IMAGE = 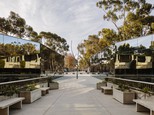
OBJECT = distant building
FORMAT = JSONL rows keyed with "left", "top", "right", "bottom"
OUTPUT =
{"left": 90, "top": 50, "right": 112, "bottom": 73}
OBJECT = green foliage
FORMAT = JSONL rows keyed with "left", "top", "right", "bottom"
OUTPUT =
{"left": 118, "top": 43, "right": 150, "bottom": 56}
{"left": 77, "top": 35, "right": 100, "bottom": 68}
{"left": 78, "top": 33, "right": 114, "bottom": 69}
{"left": 8, "top": 11, "right": 26, "bottom": 38}
{"left": 118, "top": 43, "right": 132, "bottom": 54}
{"left": 118, "top": 84, "right": 130, "bottom": 92}
{"left": 24, "top": 83, "right": 37, "bottom": 91}
{"left": 47, "top": 77, "right": 53, "bottom": 83}
{"left": 104, "top": 78, "right": 108, "bottom": 82}
{"left": 97, "top": 0, "right": 140, "bottom": 32}
{"left": 20, "top": 61, "right": 25, "bottom": 68}
{"left": 0, "top": 59, "right": 5, "bottom": 68}
{"left": 142, "top": 87, "right": 150, "bottom": 94}
{"left": 39, "top": 31, "right": 69, "bottom": 54}
{"left": 0, "top": 17, "right": 11, "bottom": 34}
{"left": 21, "top": 43, "right": 37, "bottom": 54}
{"left": 97, "top": 0, "right": 154, "bottom": 41}
{"left": 1, "top": 85, "right": 19, "bottom": 97}
{"left": 0, "top": 11, "right": 69, "bottom": 54}
{"left": 99, "top": 28, "right": 118, "bottom": 44}
{"left": 0, "top": 43, "right": 38, "bottom": 57}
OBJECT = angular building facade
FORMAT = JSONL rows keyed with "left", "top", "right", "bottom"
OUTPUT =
{"left": 0, "top": 34, "right": 64, "bottom": 82}
{"left": 115, "top": 34, "right": 154, "bottom": 82}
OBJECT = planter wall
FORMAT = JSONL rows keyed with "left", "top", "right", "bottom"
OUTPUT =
{"left": 113, "top": 88, "right": 135, "bottom": 104}
{"left": 40, "top": 82, "right": 48, "bottom": 87}
{"left": 49, "top": 82, "right": 59, "bottom": 90}
{"left": 0, "top": 96, "right": 9, "bottom": 101}
{"left": 19, "top": 89, "right": 41, "bottom": 104}
{"left": 107, "top": 82, "right": 113, "bottom": 88}
{"left": 0, "top": 94, "right": 18, "bottom": 102}
{"left": 96, "top": 82, "right": 107, "bottom": 90}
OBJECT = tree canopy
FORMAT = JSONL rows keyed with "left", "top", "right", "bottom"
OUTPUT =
{"left": 64, "top": 53, "right": 77, "bottom": 70}
{"left": 0, "top": 11, "right": 69, "bottom": 55}
{"left": 96, "top": 0, "right": 154, "bottom": 40}
{"left": 78, "top": 0, "right": 154, "bottom": 70}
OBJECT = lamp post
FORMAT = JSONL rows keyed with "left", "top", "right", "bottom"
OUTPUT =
{"left": 76, "top": 49, "right": 79, "bottom": 79}
{"left": 71, "top": 40, "right": 83, "bottom": 79}
{"left": 76, "top": 61, "right": 78, "bottom": 79}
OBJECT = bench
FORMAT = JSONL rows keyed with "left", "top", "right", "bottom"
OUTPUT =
{"left": 0, "top": 97, "right": 25, "bottom": 115}
{"left": 100, "top": 86, "right": 113, "bottom": 94}
{"left": 40, "top": 87, "right": 50, "bottom": 96}
{"left": 133, "top": 97, "right": 154, "bottom": 115}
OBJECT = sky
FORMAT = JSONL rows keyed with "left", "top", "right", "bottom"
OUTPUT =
{"left": 0, "top": 0, "right": 110, "bottom": 56}
{"left": 0, "top": 0, "right": 154, "bottom": 56}
{"left": 115, "top": 34, "right": 154, "bottom": 48}
{"left": 0, "top": 34, "right": 40, "bottom": 50}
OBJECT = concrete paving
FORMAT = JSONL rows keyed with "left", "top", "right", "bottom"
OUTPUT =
{"left": 11, "top": 74, "right": 149, "bottom": 115}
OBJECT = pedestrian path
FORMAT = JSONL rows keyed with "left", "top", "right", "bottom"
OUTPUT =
{"left": 11, "top": 75, "right": 148, "bottom": 115}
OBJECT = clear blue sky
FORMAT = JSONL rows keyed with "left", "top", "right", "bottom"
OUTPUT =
{"left": 0, "top": 0, "right": 154, "bottom": 55}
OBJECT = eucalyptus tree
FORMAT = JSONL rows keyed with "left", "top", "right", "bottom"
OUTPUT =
{"left": 98, "top": 28, "right": 118, "bottom": 45}
{"left": 0, "top": 17, "right": 11, "bottom": 35}
{"left": 121, "top": 2, "right": 154, "bottom": 39}
{"left": 78, "top": 28, "right": 119, "bottom": 69}
{"left": 29, "top": 31, "right": 39, "bottom": 42}
{"left": 0, "top": 11, "right": 69, "bottom": 73}
{"left": 97, "top": 0, "right": 154, "bottom": 40}
{"left": 38, "top": 31, "right": 69, "bottom": 55}
{"left": 0, "top": 11, "right": 39, "bottom": 40}
{"left": 96, "top": 0, "right": 139, "bottom": 32}
{"left": 21, "top": 43, "right": 37, "bottom": 55}
{"left": 77, "top": 35, "right": 106, "bottom": 68}
{"left": 7, "top": 11, "right": 26, "bottom": 38}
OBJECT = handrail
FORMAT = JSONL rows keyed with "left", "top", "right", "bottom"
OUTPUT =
{"left": 107, "top": 77, "right": 154, "bottom": 92}
{"left": 0, "top": 76, "right": 48, "bottom": 86}
{"left": 108, "top": 77, "right": 154, "bottom": 85}
{"left": 0, "top": 73, "right": 64, "bottom": 86}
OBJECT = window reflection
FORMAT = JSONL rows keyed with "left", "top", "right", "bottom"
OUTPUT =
{"left": 115, "top": 34, "right": 154, "bottom": 82}
{"left": 0, "top": 34, "right": 40, "bottom": 70}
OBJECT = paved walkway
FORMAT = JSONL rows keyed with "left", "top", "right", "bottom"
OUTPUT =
{"left": 11, "top": 74, "right": 149, "bottom": 115}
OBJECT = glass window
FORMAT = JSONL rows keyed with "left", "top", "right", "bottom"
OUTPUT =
{"left": 119, "top": 55, "right": 132, "bottom": 62}
{"left": 138, "top": 56, "right": 145, "bottom": 62}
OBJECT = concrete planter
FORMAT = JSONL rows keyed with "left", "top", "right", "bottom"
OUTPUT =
{"left": 113, "top": 88, "right": 135, "bottom": 104}
{"left": 40, "top": 82, "right": 48, "bottom": 87}
{"left": 96, "top": 82, "right": 107, "bottom": 90}
{"left": 49, "top": 82, "right": 59, "bottom": 90}
{"left": 19, "top": 89, "right": 41, "bottom": 104}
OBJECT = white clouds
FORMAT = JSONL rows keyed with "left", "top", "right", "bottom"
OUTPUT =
{"left": 18, "top": 0, "right": 38, "bottom": 15}
{"left": 0, "top": 0, "right": 111, "bottom": 54}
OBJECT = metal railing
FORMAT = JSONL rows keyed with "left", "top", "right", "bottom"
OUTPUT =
{"left": 107, "top": 77, "right": 154, "bottom": 93}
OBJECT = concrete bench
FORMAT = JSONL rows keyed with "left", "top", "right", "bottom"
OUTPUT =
{"left": 100, "top": 86, "right": 113, "bottom": 95}
{"left": 40, "top": 87, "right": 50, "bottom": 96}
{"left": 0, "top": 97, "right": 25, "bottom": 115}
{"left": 133, "top": 97, "right": 154, "bottom": 115}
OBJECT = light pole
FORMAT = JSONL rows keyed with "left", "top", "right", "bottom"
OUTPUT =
{"left": 76, "top": 61, "right": 78, "bottom": 79}
{"left": 71, "top": 40, "right": 83, "bottom": 79}
{"left": 76, "top": 49, "right": 79, "bottom": 79}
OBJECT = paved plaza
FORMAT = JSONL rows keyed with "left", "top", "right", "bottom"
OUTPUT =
{"left": 11, "top": 74, "right": 149, "bottom": 115}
